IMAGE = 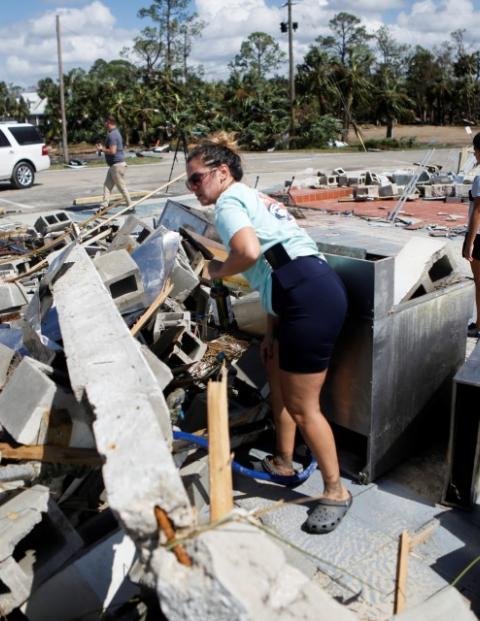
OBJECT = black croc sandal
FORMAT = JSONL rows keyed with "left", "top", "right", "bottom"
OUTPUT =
{"left": 304, "top": 492, "right": 353, "bottom": 534}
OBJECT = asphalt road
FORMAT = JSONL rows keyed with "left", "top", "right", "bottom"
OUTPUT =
{"left": 0, "top": 147, "right": 462, "bottom": 215}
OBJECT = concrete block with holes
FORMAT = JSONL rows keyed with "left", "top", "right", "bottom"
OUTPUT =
{"left": 94, "top": 249, "right": 147, "bottom": 314}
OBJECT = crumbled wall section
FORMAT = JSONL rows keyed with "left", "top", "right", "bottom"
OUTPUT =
{"left": 53, "top": 245, "right": 195, "bottom": 545}
{"left": 153, "top": 521, "right": 358, "bottom": 621}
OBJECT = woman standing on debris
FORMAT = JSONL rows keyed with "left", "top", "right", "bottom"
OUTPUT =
{"left": 464, "top": 132, "right": 480, "bottom": 338}
{"left": 186, "top": 133, "right": 352, "bottom": 533}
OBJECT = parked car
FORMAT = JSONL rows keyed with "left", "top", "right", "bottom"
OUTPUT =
{"left": 0, "top": 122, "right": 50, "bottom": 189}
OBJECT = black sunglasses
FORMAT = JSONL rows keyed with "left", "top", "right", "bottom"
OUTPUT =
{"left": 186, "top": 168, "right": 217, "bottom": 190}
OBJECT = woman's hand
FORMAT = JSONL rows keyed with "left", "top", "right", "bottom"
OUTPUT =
{"left": 463, "top": 238, "right": 474, "bottom": 262}
{"left": 208, "top": 259, "right": 224, "bottom": 280}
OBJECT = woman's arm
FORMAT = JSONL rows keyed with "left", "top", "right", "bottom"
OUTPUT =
{"left": 208, "top": 226, "right": 260, "bottom": 279}
{"left": 464, "top": 197, "right": 480, "bottom": 261}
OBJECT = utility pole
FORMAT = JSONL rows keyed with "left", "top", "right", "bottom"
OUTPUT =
{"left": 281, "top": 2, "right": 297, "bottom": 144}
{"left": 56, "top": 14, "right": 69, "bottom": 164}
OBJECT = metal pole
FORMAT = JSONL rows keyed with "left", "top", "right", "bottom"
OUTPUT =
{"left": 56, "top": 14, "right": 69, "bottom": 164}
{"left": 287, "top": 0, "right": 295, "bottom": 140}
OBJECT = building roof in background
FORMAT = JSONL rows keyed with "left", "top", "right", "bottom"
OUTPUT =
{"left": 20, "top": 91, "right": 47, "bottom": 116}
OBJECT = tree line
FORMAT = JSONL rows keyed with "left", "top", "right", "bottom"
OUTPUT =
{"left": 1, "top": 1, "right": 480, "bottom": 150}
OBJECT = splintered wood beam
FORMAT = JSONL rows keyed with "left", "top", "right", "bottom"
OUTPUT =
{"left": 207, "top": 364, "right": 233, "bottom": 523}
{"left": 0, "top": 442, "right": 102, "bottom": 466}
{"left": 130, "top": 279, "right": 173, "bottom": 336}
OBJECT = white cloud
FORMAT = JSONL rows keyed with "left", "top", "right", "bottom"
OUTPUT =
{"left": 0, "top": 1, "right": 136, "bottom": 86}
{"left": 394, "top": 0, "right": 480, "bottom": 44}
{"left": 327, "top": 0, "right": 405, "bottom": 11}
{"left": 3, "top": 0, "right": 480, "bottom": 88}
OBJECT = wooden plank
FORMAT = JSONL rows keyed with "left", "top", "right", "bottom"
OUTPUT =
{"left": 0, "top": 442, "right": 102, "bottom": 466}
{"left": 394, "top": 530, "right": 410, "bottom": 614}
{"left": 207, "top": 364, "right": 233, "bottom": 522}
{"left": 130, "top": 279, "right": 173, "bottom": 336}
{"left": 1, "top": 172, "right": 186, "bottom": 268}
{"left": 409, "top": 520, "right": 438, "bottom": 549}
{"left": 74, "top": 190, "right": 150, "bottom": 206}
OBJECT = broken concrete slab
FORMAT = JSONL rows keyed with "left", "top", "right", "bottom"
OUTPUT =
{"left": 53, "top": 245, "right": 195, "bottom": 545}
{"left": 0, "top": 342, "right": 15, "bottom": 389}
{"left": 0, "top": 485, "right": 84, "bottom": 615}
{"left": 94, "top": 249, "right": 147, "bottom": 314}
{"left": 390, "top": 585, "right": 476, "bottom": 621}
{"left": 153, "top": 520, "right": 358, "bottom": 621}
{"left": 141, "top": 345, "right": 173, "bottom": 391}
{"left": 23, "top": 528, "right": 138, "bottom": 621}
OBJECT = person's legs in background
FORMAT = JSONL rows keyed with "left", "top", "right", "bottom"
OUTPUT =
{"left": 111, "top": 162, "right": 133, "bottom": 210}
{"left": 101, "top": 166, "right": 115, "bottom": 208}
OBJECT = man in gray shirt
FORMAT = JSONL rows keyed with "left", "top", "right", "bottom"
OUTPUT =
{"left": 97, "top": 116, "right": 133, "bottom": 211}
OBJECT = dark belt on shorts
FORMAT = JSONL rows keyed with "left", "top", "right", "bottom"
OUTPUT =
{"left": 264, "top": 243, "right": 292, "bottom": 269}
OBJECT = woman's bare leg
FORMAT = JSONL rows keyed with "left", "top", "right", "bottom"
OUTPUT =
{"left": 279, "top": 368, "right": 349, "bottom": 501}
{"left": 265, "top": 341, "right": 297, "bottom": 475}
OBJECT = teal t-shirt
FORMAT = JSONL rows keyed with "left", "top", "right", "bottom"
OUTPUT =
{"left": 215, "top": 182, "right": 322, "bottom": 314}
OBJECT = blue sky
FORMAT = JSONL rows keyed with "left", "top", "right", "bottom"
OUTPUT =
{"left": 1, "top": 0, "right": 480, "bottom": 87}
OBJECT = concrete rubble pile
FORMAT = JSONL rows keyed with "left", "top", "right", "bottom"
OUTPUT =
{"left": 0, "top": 204, "right": 360, "bottom": 620}
{"left": 293, "top": 163, "right": 472, "bottom": 203}
{"left": 268, "top": 159, "right": 475, "bottom": 238}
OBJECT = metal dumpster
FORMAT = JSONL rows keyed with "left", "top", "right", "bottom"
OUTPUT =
{"left": 443, "top": 338, "right": 480, "bottom": 508}
{"left": 308, "top": 227, "right": 474, "bottom": 483}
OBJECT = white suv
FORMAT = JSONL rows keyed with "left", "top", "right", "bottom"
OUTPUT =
{"left": 0, "top": 122, "right": 50, "bottom": 189}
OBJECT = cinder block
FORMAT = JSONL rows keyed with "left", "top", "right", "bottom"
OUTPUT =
{"left": 109, "top": 214, "right": 154, "bottom": 252}
{"left": 454, "top": 184, "right": 471, "bottom": 198}
{"left": 354, "top": 185, "right": 379, "bottom": 198}
{"left": 34, "top": 211, "right": 72, "bottom": 236}
{"left": 394, "top": 237, "right": 455, "bottom": 304}
{"left": 165, "top": 329, "right": 207, "bottom": 370}
{"left": 170, "top": 247, "right": 200, "bottom": 303}
{"left": 0, "top": 357, "right": 92, "bottom": 447}
{"left": 0, "top": 282, "right": 28, "bottom": 314}
{"left": 379, "top": 183, "right": 399, "bottom": 197}
{"left": 94, "top": 249, "right": 147, "bottom": 314}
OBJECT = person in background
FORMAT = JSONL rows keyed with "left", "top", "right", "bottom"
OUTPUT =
{"left": 96, "top": 116, "right": 133, "bottom": 212}
{"left": 186, "top": 133, "right": 351, "bottom": 533}
{"left": 464, "top": 132, "right": 480, "bottom": 338}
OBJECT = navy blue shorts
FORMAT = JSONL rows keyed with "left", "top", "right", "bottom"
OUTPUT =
{"left": 271, "top": 256, "right": 347, "bottom": 374}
